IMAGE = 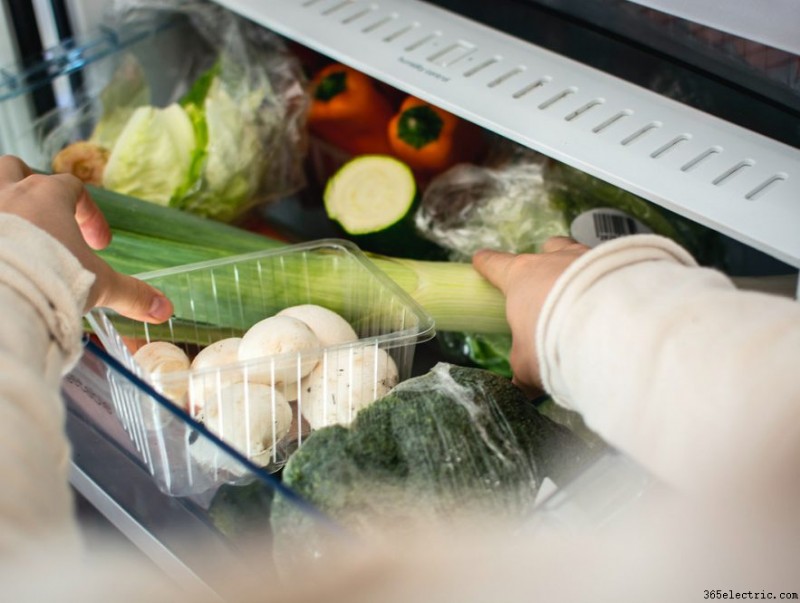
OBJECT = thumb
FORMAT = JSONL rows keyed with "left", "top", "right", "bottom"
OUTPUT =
{"left": 472, "top": 248, "right": 516, "bottom": 294}
{"left": 92, "top": 268, "right": 173, "bottom": 324}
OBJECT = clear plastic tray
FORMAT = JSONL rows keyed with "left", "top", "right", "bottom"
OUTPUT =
{"left": 87, "top": 239, "right": 435, "bottom": 495}
{"left": 63, "top": 338, "right": 334, "bottom": 570}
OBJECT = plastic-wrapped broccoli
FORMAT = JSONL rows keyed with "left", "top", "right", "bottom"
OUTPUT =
{"left": 271, "top": 363, "right": 598, "bottom": 565}
{"left": 207, "top": 480, "right": 275, "bottom": 542}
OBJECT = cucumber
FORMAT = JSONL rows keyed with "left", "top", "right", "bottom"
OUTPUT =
{"left": 323, "top": 154, "right": 444, "bottom": 259}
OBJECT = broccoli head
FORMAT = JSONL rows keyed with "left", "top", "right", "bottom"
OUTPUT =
{"left": 271, "top": 363, "right": 598, "bottom": 562}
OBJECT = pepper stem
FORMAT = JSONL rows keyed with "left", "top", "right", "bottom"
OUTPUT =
{"left": 397, "top": 106, "right": 444, "bottom": 149}
{"left": 314, "top": 71, "right": 347, "bottom": 101}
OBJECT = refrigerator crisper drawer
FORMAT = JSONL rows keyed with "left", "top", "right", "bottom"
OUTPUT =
{"left": 62, "top": 340, "right": 329, "bottom": 587}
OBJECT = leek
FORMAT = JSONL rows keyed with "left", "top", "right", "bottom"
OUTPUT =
{"left": 90, "top": 186, "right": 508, "bottom": 335}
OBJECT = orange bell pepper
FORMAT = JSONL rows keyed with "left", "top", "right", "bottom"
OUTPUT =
{"left": 307, "top": 64, "right": 394, "bottom": 156}
{"left": 387, "top": 96, "right": 483, "bottom": 174}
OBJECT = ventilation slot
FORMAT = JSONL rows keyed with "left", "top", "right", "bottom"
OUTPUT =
{"left": 487, "top": 67, "right": 524, "bottom": 88}
{"left": 428, "top": 42, "right": 475, "bottom": 67}
{"left": 404, "top": 32, "right": 439, "bottom": 52}
{"left": 565, "top": 99, "right": 604, "bottom": 121}
{"left": 621, "top": 122, "right": 661, "bottom": 146}
{"left": 681, "top": 146, "right": 722, "bottom": 172}
{"left": 537, "top": 87, "right": 576, "bottom": 110}
{"left": 712, "top": 160, "right": 754, "bottom": 186}
{"left": 745, "top": 173, "right": 787, "bottom": 200}
{"left": 363, "top": 14, "right": 396, "bottom": 33}
{"left": 512, "top": 78, "right": 550, "bottom": 99}
{"left": 464, "top": 57, "right": 499, "bottom": 77}
{"left": 650, "top": 135, "right": 690, "bottom": 159}
{"left": 322, "top": 0, "right": 353, "bottom": 15}
{"left": 302, "top": 0, "right": 325, "bottom": 6}
{"left": 384, "top": 23, "right": 418, "bottom": 43}
{"left": 592, "top": 110, "right": 632, "bottom": 134}
{"left": 342, "top": 6, "right": 374, "bottom": 24}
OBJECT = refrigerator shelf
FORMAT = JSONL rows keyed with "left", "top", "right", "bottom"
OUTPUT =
{"left": 215, "top": 0, "right": 800, "bottom": 268}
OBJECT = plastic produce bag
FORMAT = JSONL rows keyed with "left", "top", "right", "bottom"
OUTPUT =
{"left": 270, "top": 363, "right": 597, "bottom": 568}
{"left": 415, "top": 149, "right": 568, "bottom": 259}
{"left": 49, "top": 0, "right": 309, "bottom": 222}
{"left": 544, "top": 162, "right": 725, "bottom": 266}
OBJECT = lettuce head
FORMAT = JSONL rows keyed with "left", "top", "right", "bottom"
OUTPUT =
{"left": 102, "top": 103, "right": 197, "bottom": 206}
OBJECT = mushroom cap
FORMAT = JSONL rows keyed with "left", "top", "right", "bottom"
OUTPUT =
{"left": 190, "top": 382, "right": 293, "bottom": 475}
{"left": 277, "top": 304, "right": 358, "bottom": 348}
{"left": 191, "top": 337, "right": 242, "bottom": 371}
{"left": 239, "top": 315, "right": 321, "bottom": 385}
{"left": 300, "top": 346, "right": 399, "bottom": 429}
{"left": 188, "top": 338, "right": 245, "bottom": 418}
{"left": 132, "top": 340, "right": 191, "bottom": 406}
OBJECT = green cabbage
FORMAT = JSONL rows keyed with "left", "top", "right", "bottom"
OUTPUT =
{"left": 97, "top": 57, "right": 281, "bottom": 221}
{"left": 90, "top": 55, "right": 150, "bottom": 150}
{"left": 102, "top": 103, "right": 196, "bottom": 206}
{"left": 176, "top": 78, "right": 271, "bottom": 221}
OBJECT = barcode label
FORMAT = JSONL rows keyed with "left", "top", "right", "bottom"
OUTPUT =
{"left": 570, "top": 208, "right": 652, "bottom": 247}
{"left": 593, "top": 212, "right": 637, "bottom": 240}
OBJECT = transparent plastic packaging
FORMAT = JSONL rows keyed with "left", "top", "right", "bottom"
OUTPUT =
{"left": 64, "top": 340, "right": 332, "bottom": 545}
{"left": 3, "top": 1, "right": 309, "bottom": 223}
{"left": 87, "top": 240, "right": 435, "bottom": 496}
{"left": 415, "top": 147, "right": 568, "bottom": 260}
{"left": 270, "top": 362, "right": 605, "bottom": 565}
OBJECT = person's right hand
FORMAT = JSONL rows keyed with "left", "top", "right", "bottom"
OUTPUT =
{"left": 0, "top": 155, "right": 172, "bottom": 323}
{"left": 473, "top": 237, "right": 588, "bottom": 396}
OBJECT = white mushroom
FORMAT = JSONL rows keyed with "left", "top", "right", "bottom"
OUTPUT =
{"left": 277, "top": 304, "right": 358, "bottom": 348}
{"left": 188, "top": 337, "right": 244, "bottom": 418}
{"left": 238, "top": 315, "right": 321, "bottom": 385}
{"left": 189, "top": 382, "right": 293, "bottom": 476}
{"left": 132, "top": 341, "right": 191, "bottom": 406}
{"left": 300, "top": 346, "right": 399, "bottom": 429}
{"left": 191, "top": 337, "right": 242, "bottom": 370}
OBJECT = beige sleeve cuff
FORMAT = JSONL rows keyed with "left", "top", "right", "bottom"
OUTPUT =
{"left": 535, "top": 234, "right": 800, "bottom": 494}
{"left": 0, "top": 215, "right": 95, "bottom": 373}
{"left": 537, "top": 234, "right": 698, "bottom": 408}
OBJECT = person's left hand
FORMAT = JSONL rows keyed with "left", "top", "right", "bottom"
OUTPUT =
{"left": 0, "top": 155, "right": 172, "bottom": 323}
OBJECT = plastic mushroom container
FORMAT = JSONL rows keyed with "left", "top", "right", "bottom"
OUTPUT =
{"left": 87, "top": 239, "right": 435, "bottom": 494}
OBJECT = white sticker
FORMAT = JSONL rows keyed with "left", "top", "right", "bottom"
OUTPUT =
{"left": 570, "top": 208, "right": 652, "bottom": 247}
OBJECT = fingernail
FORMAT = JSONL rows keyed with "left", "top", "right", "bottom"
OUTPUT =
{"left": 148, "top": 295, "right": 171, "bottom": 321}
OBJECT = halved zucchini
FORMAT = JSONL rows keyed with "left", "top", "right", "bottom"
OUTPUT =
{"left": 323, "top": 154, "right": 443, "bottom": 258}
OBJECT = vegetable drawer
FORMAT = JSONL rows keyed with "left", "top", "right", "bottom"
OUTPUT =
{"left": 87, "top": 239, "right": 435, "bottom": 496}
{"left": 63, "top": 340, "right": 331, "bottom": 591}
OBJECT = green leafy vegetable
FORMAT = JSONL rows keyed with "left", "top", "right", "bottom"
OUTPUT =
{"left": 438, "top": 331, "right": 513, "bottom": 378}
{"left": 102, "top": 103, "right": 197, "bottom": 206}
{"left": 90, "top": 54, "right": 150, "bottom": 150}
{"left": 271, "top": 364, "right": 597, "bottom": 563}
{"left": 208, "top": 480, "right": 275, "bottom": 541}
{"left": 177, "top": 77, "right": 272, "bottom": 221}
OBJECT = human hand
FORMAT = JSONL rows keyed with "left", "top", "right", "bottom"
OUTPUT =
{"left": 0, "top": 155, "right": 172, "bottom": 323}
{"left": 472, "top": 237, "right": 588, "bottom": 396}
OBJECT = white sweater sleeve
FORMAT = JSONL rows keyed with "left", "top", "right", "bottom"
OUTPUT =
{"left": 0, "top": 215, "right": 95, "bottom": 555}
{"left": 537, "top": 235, "right": 800, "bottom": 494}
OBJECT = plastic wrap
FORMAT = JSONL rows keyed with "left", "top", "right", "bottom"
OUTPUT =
{"left": 415, "top": 150, "right": 568, "bottom": 260}
{"left": 47, "top": 0, "right": 309, "bottom": 222}
{"left": 271, "top": 363, "right": 598, "bottom": 566}
{"left": 544, "top": 161, "right": 726, "bottom": 266}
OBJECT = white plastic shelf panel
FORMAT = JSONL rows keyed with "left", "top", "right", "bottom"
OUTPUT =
{"left": 215, "top": 0, "right": 800, "bottom": 267}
